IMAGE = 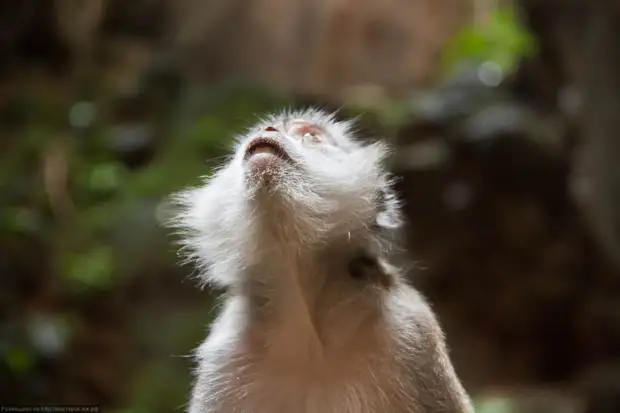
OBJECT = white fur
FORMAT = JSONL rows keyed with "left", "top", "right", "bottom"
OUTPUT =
{"left": 170, "top": 108, "right": 474, "bottom": 413}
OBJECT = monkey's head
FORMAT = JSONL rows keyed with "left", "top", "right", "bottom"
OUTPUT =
{"left": 172, "top": 108, "right": 402, "bottom": 287}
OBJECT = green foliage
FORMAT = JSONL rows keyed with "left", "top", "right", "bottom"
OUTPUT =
{"left": 475, "top": 396, "right": 515, "bottom": 413}
{"left": 63, "top": 245, "right": 115, "bottom": 290}
{"left": 1, "top": 207, "right": 41, "bottom": 234}
{"left": 442, "top": 5, "right": 537, "bottom": 75}
{"left": 87, "top": 162, "right": 127, "bottom": 193}
{"left": 4, "top": 347, "right": 34, "bottom": 374}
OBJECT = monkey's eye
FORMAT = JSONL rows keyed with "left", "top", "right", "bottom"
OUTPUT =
{"left": 303, "top": 132, "right": 322, "bottom": 143}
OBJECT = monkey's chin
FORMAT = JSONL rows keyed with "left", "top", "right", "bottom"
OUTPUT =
{"left": 245, "top": 153, "right": 287, "bottom": 184}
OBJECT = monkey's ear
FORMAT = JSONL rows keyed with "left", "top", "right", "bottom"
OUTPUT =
{"left": 376, "top": 186, "right": 403, "bottom": 230}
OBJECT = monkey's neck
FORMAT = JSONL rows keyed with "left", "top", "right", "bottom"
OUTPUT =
{"left": 241, "top": 214, "right": 324, "bottom": 304}
{"left": 229, "top": 191, "right": 378, "bottom": 357}
{"left": 232, "top": 216, "right": 358, "bottom": 356}
{"left": 234, "top": 237, "right": 327, "bottom": 361}
{"left": 238, "top": 208, "right": 364, "bottom": 309}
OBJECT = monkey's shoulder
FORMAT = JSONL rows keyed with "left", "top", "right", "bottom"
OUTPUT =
{"left": 383, "top": 283, "right": 446, "bottom": 343}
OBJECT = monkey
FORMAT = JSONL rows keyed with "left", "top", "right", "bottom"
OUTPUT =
{"left": 169, "top": 108, "right": 474, "bottom": 413}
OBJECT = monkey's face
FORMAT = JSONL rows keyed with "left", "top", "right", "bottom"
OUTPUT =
{"left": 229, "top": 109, "right": 401, "bottom": 234}
{"left": 231, "top": 110, "right": 381, "bottom": 193}
{"left": 241, "top": 120, "right": 331, "bottom": 180}
{"left": 238, "top": 114, "right": 355, "bottom": 185}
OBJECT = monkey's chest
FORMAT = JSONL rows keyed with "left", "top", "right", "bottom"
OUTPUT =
{"left": 193, "top": 339, "right": 410, "bottom": 413}
{"left": 190, "top": 297, "right": 418, "bottom": 413}
{"left": 201, "top": 355, "right": 389, "bottom": 412}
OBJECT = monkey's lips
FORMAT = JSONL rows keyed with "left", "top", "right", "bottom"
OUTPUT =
{"left": 244, "top": 137, "right": 292, "bottom": 163}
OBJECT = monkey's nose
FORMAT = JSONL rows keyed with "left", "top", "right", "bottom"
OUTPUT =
{"left": 260, "top": 126, "right": 282, "bottom": 140}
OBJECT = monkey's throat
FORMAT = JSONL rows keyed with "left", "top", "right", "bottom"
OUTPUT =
{"left": 242, "top": 204, "right": 326, "bottom": 363}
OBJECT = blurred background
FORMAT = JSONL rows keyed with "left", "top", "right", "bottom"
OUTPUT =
{"left": 2, "top": 0, "right": 620, "bottom": 412}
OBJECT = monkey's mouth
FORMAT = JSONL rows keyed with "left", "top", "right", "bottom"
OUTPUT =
{"left": 244, "top": 137, "right": 291, "bottom": 162}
